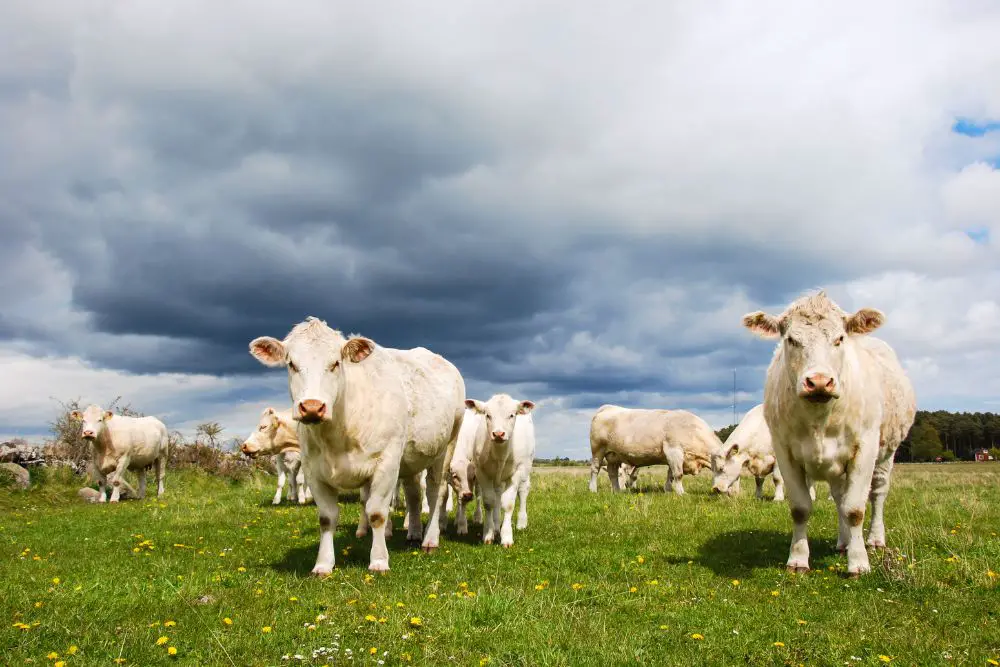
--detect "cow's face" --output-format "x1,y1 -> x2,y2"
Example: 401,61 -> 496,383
742,292 -> 884,406
250,318 -> 375,425
711,443 -> 746,496
466,394 -> 534,444
241,407 -> 280,458
449,458 -> 477,501
70,404 -> 114,442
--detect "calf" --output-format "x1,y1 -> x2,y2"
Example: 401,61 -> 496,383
453,395 -> 536,547
241,407 -> 312,505
71,404 -> 169,502
589,405 -> 721,495
448,405 -> 486,535
250,317 -> 465,574
743,290 -> 916,576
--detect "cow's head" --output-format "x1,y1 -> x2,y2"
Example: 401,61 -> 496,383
450,457 -> 477,501
70,404 -> 114,442
465,394 -> 534,444
711,442 -> 747,496
241,407 -> 281,458
249,317 -> 375,425
742,291 -> 884,406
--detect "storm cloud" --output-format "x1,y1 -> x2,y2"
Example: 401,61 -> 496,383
1,0 -> 999,454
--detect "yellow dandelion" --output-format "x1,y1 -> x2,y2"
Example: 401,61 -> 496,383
52,578 -> 61,585
427,593 -> 438,600
534,584 -> 545,591
637,555 -> 645,564
629,586 -> 638,593
370,647 -> 378,655
410,617 -> 423,627
987,660 -> 999,666
402,653 -> 413,662
365,614 -> 378,623
156,636 -> 169,646
797,620 -> 807,626
237,567 -> 247,573
255,589 -> 263,595
878,656 -> 893,663
774,642 -> 785,647
35,601 -> 44,608
731,579 -> 740,586
307,625 -> 317,631
378,617 -> 387,624
770,590 -> 780,597
164,620 -> 176,627
67,646 -> 78,655
223,618 -> 233,626
988,570 -> 997,579
113,659 -> 126,665
55,662 -> 66,667
571,583 -> 584,591
167,647 -> 177,656
347,599 -> 357,605
647,579 -> 659,586
479,658 -> 490,666
261,626 -> 272,633
659,625 -> 668,630
47,652 -> 60,660
690,633 -> 704,640
396,602 -> 405,608
289,596 -> 298,602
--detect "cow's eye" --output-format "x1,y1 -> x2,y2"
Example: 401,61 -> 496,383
288,360 -> 299,373
508,413 -> 515,419
833,335 -> 844,347
328,360 -> 340,371
259,425 -> 266,431
785,336 -> 800,348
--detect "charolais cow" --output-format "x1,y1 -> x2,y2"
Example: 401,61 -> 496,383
448,405 -> 485,536
392,470 -> 455,533
70,404 -> 169,503
743,290 -> 916,576
454,394 -> 536,547
241,407 -> 312,505
710,403 -> 818,501
588,405 -> 721,494
249,317 -> 465,574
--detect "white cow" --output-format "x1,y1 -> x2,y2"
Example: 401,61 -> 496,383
71,404 -> 168,503
240,407 -> 312,505
588,405 -> 721,494
392,471 -> 455,532
452,395 -> 535,547
249,317 -> 465,574
743,290 -> 916,576
446,405 -> 488,536
711,403 -> 818,501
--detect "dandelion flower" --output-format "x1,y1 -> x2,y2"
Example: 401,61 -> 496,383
35,601 -> 44,608
223,618 -> 233,626
156,636 -> 169,646
67,646 -> 78,655
690,633 -> 704,640
731,579 -> 740,586
774,642 -> 785,647
797,620 -> 807,626
370,648 -> 378,655
647,579 -> 659,586
427,593 -> 438,599
47,652 -> 60,660
878,656 -> 893,663
378,617 -> 387,624
55,662 -> 66,667
637,555 -> 645,564
113,659 -> 126,665
52,578 -> 60,585
988,570 -> 997,579
237,567 -> 247,573
770,590 -> 780,597
167,647 -> 177,656
365,615 -> 378,623
629,587 -> 638,593
262,626 -> 272,633
479,658 -> 490,666
571,583 -> 584,591
986,659 -> 999,666
410,617 -> 423,628
659,625 -> 668,630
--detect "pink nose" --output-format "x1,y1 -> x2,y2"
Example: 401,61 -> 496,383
298,399 -> 327,423
82,430 -> 95,439
492,430 -> 506,440
803,373 -> 835,393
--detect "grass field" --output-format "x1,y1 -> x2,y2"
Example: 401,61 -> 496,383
2,463 -> 999,666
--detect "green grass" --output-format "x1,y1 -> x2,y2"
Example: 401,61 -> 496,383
1,464 -> 999,666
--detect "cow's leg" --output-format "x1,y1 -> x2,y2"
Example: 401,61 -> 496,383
829,479 -> 850,553
866,454 -> 895,549
301,473 -> 312,502
499,478 -> 518,548
273,458 -> 287,505
516,473 -> 530,530
288,462 -> 301,505
480,483 -> 497,544
773,445 -> 812,573
309,478 -> 340,576
456,491 -> 471,535
607,462 -> 622,493
356,482 -> 372,538
772,467 -> 785,502
840,434 -> 879,576
96,468 -> 108,503
755,476 -> 765,500
588,454 -> 603,493
402,473 -> 423,543
806,475 -> 817,502
420,471 -> 430,515
730,477 -> 741,496
109,457 -> 136,503
137,468 -> 147,499
365,468 -> 397,573
155,453 -> 166,497
445,484 -> 454,512
664,447 -> 685,495
421,452 -> 449,553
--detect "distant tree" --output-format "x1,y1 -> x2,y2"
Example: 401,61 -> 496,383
715,425 -> 737,442
909,421 -> 943,462
196,422 -> 224,450
989,447 -> 1000,461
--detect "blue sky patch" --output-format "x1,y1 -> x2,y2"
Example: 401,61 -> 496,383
952,118 -> 1000,137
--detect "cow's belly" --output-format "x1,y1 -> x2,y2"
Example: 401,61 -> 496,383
305,448 -> 378,492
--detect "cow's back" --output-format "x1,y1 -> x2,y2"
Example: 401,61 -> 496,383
106,415 -> 167,466
388,346 -> 466,459
726,404 -> 773,461
592,407 -> 675,465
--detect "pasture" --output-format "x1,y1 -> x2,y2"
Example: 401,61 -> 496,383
2,464 -> 998,666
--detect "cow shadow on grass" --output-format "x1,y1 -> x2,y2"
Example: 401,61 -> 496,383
666,529 -> 840,578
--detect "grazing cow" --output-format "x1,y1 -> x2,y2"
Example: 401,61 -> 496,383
588,405 -> 721,495
447,405 -> 488,536
240,407 -> 312,505
710,403 -> 821,501
249,317 -> 465,574
70,404 -> 168,503
453,395 -> 535,547
742,290 -> 916,576
392,471 -> 455,532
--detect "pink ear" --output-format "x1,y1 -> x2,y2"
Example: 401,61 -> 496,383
518,400 -> 535,414
742,311 -> 781,339
250,337 -> 286,367
70,411 -> 82,420
845,308 -> 884,335
342,337 -> 375,363
104,411 -> 114,420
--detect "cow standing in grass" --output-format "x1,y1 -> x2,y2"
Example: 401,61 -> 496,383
447,404 -> 485,536
240,407 -> 312,505
742,291 -> 916,576
588,405 -> 721,495
249,317 -> 465,574
452,394 -> 536,547
71,404 -> 169,503
710,403 -> 819,502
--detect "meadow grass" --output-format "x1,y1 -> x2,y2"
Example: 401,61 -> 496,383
1,463 -> 998,666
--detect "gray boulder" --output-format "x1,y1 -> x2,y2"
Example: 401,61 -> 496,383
0,462 -> 31,489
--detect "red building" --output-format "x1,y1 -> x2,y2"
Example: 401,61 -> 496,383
973,448 -> 993,462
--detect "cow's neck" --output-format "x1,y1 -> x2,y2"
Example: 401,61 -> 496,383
273,419 -> 299,453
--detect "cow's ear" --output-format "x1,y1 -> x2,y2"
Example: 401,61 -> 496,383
70,410 -> 82,420
263,407 -> 275,416
104,411 -> 114,420
465,399 -> 486,414
726,443 -> 739,458
342,337 -> 375,363
845,308 -> 884,335
517,400 -> 535,414
250,336 -> 286,367
742,311 -> 781,339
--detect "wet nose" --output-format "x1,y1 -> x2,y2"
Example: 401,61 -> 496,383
492,430 -> 506,440
82,430 -> 95,439
461,492 -> 474,501
803,373 -> 836,393
240,443 -> 251,454
298,399 -> 327,422
710,485 -> 723,494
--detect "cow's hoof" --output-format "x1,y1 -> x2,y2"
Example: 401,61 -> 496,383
311,566 -> 333,577
866,540 -> 886,549
484,537 -> 494,545
368,560 -> 390,573
457,527 -> 468,536
501,541 -> 513,549
836,546 -> 848,554
421,545 -> 437,554
355,529 -> 368,539
786,565 -> 809,574
846,571 -> 862,580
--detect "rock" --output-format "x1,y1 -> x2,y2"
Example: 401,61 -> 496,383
78,487 -> 102,502
0,462 -> 31,489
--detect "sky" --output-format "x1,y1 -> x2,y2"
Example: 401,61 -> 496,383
1,1 -> 999,458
